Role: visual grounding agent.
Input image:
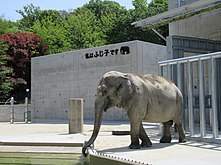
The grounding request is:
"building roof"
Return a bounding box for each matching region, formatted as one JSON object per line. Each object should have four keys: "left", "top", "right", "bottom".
{"left": 131, "top": 0, "right": 221, "bottom": 29}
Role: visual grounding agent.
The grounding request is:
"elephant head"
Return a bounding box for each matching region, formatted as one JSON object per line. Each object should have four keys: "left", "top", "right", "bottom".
{"left": 82, "top": 71, "right": 134, "bottom": 157}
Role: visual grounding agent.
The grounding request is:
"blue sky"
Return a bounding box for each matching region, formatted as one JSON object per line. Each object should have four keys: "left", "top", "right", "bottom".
{"left": 0, "top": 0, "right": 151, "bottom": 21}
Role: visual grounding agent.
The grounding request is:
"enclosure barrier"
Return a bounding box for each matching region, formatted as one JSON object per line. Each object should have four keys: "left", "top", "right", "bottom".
{"left": 0, "top": 97, "right": 31, "bottom": 123}
{"left": 158, "top": 51, "right": 221, "bottom": 140}
{"left": 85, "top": 146, "right": 148, "bottom": 165}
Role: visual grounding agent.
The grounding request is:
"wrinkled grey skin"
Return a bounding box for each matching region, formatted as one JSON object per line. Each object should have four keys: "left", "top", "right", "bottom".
{"left": 82, "top": 71, "right": 186, "bottom": 156}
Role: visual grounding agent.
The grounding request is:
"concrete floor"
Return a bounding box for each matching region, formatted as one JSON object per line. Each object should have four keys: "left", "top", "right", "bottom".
{"left": 0, "top": 121, "right": 221, "bottom": 165}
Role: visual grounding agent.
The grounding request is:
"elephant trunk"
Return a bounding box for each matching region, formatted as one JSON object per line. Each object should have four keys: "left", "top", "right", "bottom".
{"left": 82, "top": 97, "right": 106, "bottom": 157}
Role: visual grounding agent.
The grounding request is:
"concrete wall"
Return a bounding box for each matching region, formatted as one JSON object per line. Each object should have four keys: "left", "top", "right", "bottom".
{"left": 31, "top": 40, "right": 166, "bottom": 121}
{"left": 169, "top": 6, "right": 221, "bottom": 40}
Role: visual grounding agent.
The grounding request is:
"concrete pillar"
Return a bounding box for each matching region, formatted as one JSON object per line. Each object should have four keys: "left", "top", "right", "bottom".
{"left": 68, "top": 98, "right": 83, "bottom": 134}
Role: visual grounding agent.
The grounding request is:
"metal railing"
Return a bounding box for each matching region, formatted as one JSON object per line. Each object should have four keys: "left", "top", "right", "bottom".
{"left": 159, "top": 51, "right": 221, "bottom": 140}
{"left": 0, "top": 97, "right": 30, "bottom": 123}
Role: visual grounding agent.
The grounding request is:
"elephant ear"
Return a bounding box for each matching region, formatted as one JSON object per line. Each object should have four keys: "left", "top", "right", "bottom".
{"left": 116, "top": 75, "right": 133, "bottom": 100}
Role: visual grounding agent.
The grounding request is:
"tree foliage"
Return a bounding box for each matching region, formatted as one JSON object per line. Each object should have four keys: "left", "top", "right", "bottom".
{"left": 0, "top": 40, "right": 13, "bottom": 101}
{"left": 16, "top": 4, "right": 41, "bottom": 30}
{"left": 17, "top": 7, "right": 70, "bottom": 54}
{"left": 0, "top": 32, "right": 48, "bottom": 100}
{"left": 31, "top": 14, "right": 71, "bottom": 54}
{"left": 15, "top": 0, "right": 168, "bottom": 50}
{"left": 67, "top": 7, "right": 106, "bottom": 49}
{"left": 0, "top": 17, "right": 20, "bottom": 35}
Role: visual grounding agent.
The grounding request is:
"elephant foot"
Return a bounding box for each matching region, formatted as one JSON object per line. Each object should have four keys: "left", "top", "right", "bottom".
{"left": 129, "top": 143, "right": 141, "bottom": 149}
{"left": 160, "top": 136, "right": 171, "bottom": 143}
{"left": 141, "top": 140, "right": 152, "bottom": 148}
{"left": 179, "top": 137, "right": 187, "bottom": 143}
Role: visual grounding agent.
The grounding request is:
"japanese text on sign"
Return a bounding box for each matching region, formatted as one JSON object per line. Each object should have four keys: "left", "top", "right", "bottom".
{"left": 85, "top": 46, "right": 130, "bottom": 59}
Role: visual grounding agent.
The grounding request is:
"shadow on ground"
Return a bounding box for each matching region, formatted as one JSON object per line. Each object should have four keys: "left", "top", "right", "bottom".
{"left": 100, "top": 141, "right": 177, "bottom": 153}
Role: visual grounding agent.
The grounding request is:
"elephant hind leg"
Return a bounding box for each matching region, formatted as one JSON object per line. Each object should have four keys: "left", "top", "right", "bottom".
{"left": 175, "top": 122, "right": 187, "bottom": 143}
{"left": 160, "top": 120, "right": 173, "bottom": 143}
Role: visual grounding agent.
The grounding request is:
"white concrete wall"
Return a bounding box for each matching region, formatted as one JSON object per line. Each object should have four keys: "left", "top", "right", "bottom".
{"left": 31, "top": 40, "right": 166, "bottom": 121}
{"left": 169, "top": 8, "right": 221, "bottom": 40}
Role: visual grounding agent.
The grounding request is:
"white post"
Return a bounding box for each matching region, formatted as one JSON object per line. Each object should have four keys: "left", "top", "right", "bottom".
{"left": 187, "top": 60, "right": 194, "bottom": 136}
{"left": 25, "top": 97, "right": 28, "bottom": 123}
{"left": 211, "top": 57, "right": 218, "bottom": 138}
{"left": 10, "top": 97, "right": 14, "bottom": 124}
{"left": 199, "top": 59, "right": 206, "bottom": 137}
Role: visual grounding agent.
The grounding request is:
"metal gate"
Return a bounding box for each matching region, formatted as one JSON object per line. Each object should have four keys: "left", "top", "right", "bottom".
{"left": 159, "top": 51, "right": 221, "bottom": 140}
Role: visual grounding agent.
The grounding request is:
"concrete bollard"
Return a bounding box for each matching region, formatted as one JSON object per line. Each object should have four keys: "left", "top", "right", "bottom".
{"left": 68, "top": 98, "right": 83, "bottom": 134}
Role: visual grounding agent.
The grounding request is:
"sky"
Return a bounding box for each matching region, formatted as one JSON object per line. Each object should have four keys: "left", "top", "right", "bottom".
{"left": 0, "top": 0, "right": 151, "bottom": 21}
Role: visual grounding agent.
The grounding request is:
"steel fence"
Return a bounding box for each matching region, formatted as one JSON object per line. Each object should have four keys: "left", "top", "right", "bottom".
{"left": 159, "top": 51, "right": 221, "bottom": 140}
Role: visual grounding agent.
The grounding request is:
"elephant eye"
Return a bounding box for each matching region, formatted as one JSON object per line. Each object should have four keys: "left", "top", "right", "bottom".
{"left": 103, "top": 90, "right": 107, "bottom": 95}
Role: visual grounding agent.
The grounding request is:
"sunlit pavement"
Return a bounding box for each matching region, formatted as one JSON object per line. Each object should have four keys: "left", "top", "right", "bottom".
{"left": 0, "top": 121, "right": 221, "bottom": 165}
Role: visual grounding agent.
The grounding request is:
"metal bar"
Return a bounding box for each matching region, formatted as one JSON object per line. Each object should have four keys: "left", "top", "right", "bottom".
{"left": 177, "top": 62, "right": 185, "bottom": 129}
{"left": 160, "top": 65, "right": 164, "bottom": 77}
{"left": 158, "top": 65, "right": 163, "bottom": 77}
{"left": 211, "top": 57, "right": 219, "bottom": 138}
{"left": 159, "top": 51, "right": 221, "bottom": 66}
{"left": 25, "top": 97, "right": 28, "bottom": 123}
{"left": 199, "top": 59, "right": 206, "bottom": 137}
{"left": 177, "top": 62, "right": 182, "bottom": 90}
{"left": 167, "top": 64, "right": 171, "bottom": 80}
{"left": 152, "top": 28, "right": 166, "bottom": 41}
{"left": 10, "top": 97, "right": 14, "bottom": 124}
{"left": 187, "top": 60, "right": 194, "bottom": 136}
{"left": 158, "top": 65, "right": 164, "bottom": 135}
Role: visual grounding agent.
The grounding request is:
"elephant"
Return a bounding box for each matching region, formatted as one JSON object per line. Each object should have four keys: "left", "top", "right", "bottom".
{"left": 82, "top": 71, "right": 186, "bottom": 156}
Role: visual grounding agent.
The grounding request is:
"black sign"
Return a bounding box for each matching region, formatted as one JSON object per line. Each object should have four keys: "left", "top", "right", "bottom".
{"left": 85, "top": 46, "right": 130, "bottom": 59}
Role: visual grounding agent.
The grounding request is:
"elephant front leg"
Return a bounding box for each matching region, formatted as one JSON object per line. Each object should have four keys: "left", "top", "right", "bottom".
{"left": 129, "top": 121, "right": 141, "bottom": 149}
{"left": 139, "top": 122, "right": 152, "bottom": 148}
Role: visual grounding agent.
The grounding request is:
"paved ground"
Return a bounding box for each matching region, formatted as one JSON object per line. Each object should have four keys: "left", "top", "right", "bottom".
{"left": 0, "top": 121, "right": 221, "bottom": 165}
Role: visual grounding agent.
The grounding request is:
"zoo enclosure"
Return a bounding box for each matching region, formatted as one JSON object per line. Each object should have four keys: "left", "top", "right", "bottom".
{"left": 159, "top": 51, "right": 221, "bottom": 140}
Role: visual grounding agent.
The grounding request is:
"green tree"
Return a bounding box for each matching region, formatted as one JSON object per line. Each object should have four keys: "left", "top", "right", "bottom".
{"left": 132, "top": 0, "right": 148, "bottom": 19}
{"left": 148, "top": 0, "right": 168, "bottom": 13}
{"left": 108, "top": 0, "right": 168, "bottom": 45}
{"left": 31, "top": 15, "right": 71, "bottom": 54}
{"left": 0, "top": 40, "right": 13, "bottom": 101}
{"left": 85, "top": 0, "right": 126, "bottom": 33}
{"left": 146, "top": 0, "right": 168, "bottom": 41}
{"left": 16, "top": 4, "right": 41, "bottom": 31}
{"left": 0, "top": 17, "right": 20, "bottom": 35}
{"left": 15, "top": 1, "right": 169, "bottom": 52}
{"left": 17, "top": 5, "right": 71, "bottom": 54}
{"left": 67, "top": 7, "right": 106, "bottom": 49}
{"left": 77, "top": 0, "right": 129, "bottom": 46}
